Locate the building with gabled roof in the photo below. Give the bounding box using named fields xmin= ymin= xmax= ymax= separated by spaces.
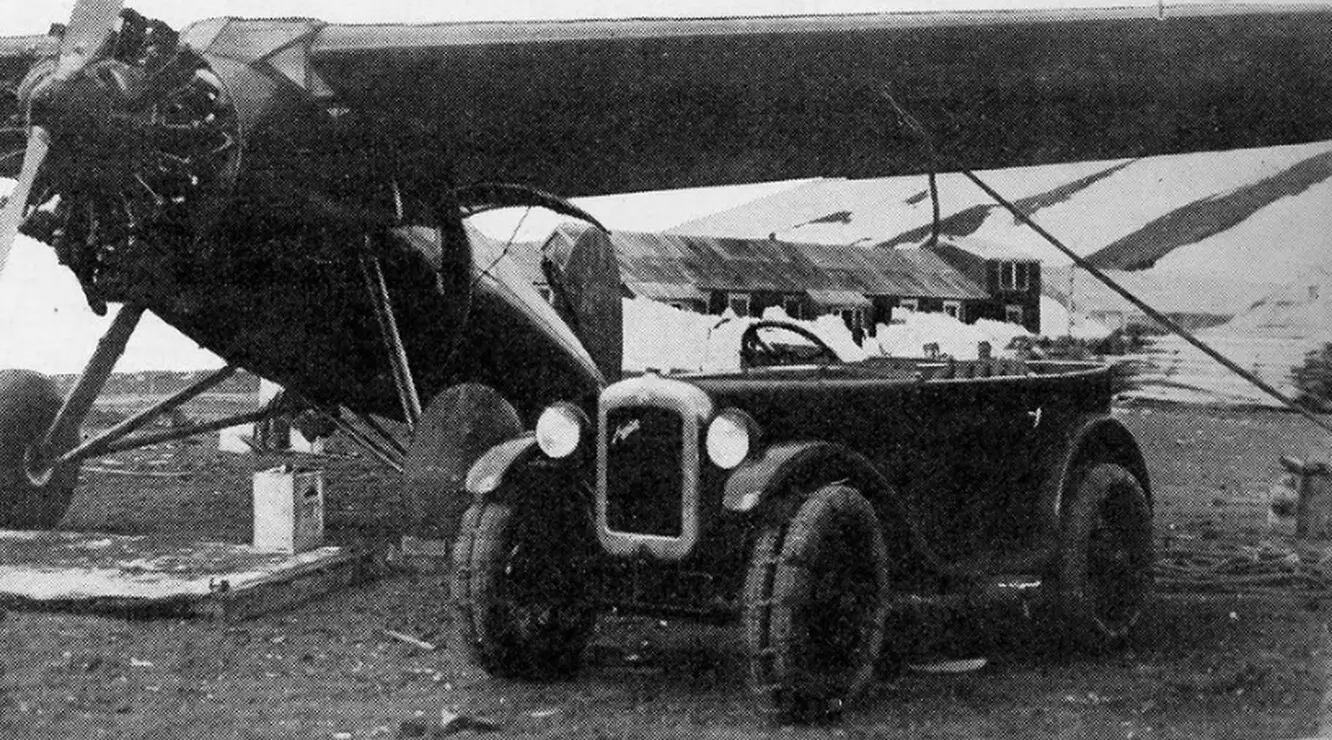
xmin=514 ymin=226 xmax=1032 ymax=341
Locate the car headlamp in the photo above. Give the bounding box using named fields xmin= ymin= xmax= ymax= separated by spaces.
xmin=535 ymin=402 xmax=587 ymax=459
xmin=706 ymin=408 xmax=758 ymax=469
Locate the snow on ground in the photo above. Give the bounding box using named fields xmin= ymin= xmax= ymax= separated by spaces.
xmin=619 ymin=300 xmax=866 ymax=373
xmin=1122 ymin=335 xmax=1311 ymax=408
xmin=1123 ymin=272 xmax=1332 ymax=407
xmin=1038 ymin=294 xmax=1114 ymax=340
xmin=622 ymin=298 xmax=1030 ymax=373
xmin=867 ymin=309 xmax=1031 ymax=359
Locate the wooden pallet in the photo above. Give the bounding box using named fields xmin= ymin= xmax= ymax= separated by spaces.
xmin=0 ymin=530 xmax=371 ymax=620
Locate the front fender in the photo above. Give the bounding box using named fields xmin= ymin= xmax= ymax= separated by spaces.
xmin=1046 ymin=414 xmax=1152 ymax=526
xmin=723 ymin=439 xmax=939 ymax=579
xmin=722 ymin=440 xmax=881 ymax=513
xmin=465 ymin=433 xmax=540 ymax=500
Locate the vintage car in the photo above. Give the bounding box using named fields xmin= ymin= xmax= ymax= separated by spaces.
xmin=452 ymin=321 xmax=1153 ymax=720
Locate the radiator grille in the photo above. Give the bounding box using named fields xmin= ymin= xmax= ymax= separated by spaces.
xmin=604 ymin=406 xmax=684 ymax=537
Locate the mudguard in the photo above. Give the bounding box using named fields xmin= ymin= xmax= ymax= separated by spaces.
xmin=723 ymin=440 xmax=934 ymax=576
xmin=1046 ymin=414 xmax=1152 ymax=526
xmin=465 ymin=434 xmax=540 ymax=500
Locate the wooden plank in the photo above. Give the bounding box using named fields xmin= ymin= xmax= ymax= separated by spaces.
xmin=0 ymin=530 xmax=372 ymax=619
xmin=201 ymin=549 xmax=371 ymax=621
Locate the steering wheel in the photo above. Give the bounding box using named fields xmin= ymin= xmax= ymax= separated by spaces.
xmin=739 ymin=321 xmax=841 ymax=367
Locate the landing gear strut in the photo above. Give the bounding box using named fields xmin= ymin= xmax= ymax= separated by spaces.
xmin=0 ymin=304 xmax=292 ymax=529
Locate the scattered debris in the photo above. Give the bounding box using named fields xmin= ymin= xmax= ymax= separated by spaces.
xmin=1168 ymin=662 xmax=1271 ymax=697
xmin=439 ymin=709 xmax=500 ymax=734
xmin=383 ymin=629 xmax=438 ymax=652
xmin=1062 ymin=691 xmax=1126 ymax=706
xmin=398 ymin=709 xmax=501 ymax=738
xmin=908 ymin=657 xmax=988 ymax=674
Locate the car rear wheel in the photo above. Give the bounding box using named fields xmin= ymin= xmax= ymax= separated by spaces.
xmin=743 ymin=484 xmax=891 ymax=722
xmin=452 ymin=499 xmax=597 ymax=680
xmin=0 ymin=370 xmax=78 ymax=529
xmin=1057 ymin=462 xmax=1153 ymax=651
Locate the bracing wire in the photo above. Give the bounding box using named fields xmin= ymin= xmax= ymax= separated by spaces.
xmin=884 ymin=92 xmax=1332 ymax=436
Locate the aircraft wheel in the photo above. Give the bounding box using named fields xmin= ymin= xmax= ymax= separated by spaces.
xmin=452 ymin=498 xmax=597 ymax=680
xmin=743 ymin=484 xmax=890 ymax=722
xmin=404 ymin=383 xmax=523 ymax=543
xmin=1057 ymin=462 xmax=1153 ymax=651
xmin=0 ymin=370 xmax=78 ymax=529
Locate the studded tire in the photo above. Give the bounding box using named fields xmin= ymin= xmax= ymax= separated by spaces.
xmin=1057 ymin=462 xmax=1153 ymax=651
xmin=452 ymin=499 xmax=597 ymax=680
xmin=743 ymin=484 xmax=891 ymax=722
xmin=0 ymin=370 xmax=77 ymax=529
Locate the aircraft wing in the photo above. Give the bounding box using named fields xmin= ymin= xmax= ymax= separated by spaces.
xmin=301 ymin=4 xmax=1332 ymax=195
xmin=5 ymin=5 xmax=1332 ymax=192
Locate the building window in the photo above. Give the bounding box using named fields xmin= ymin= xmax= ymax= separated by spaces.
xmin=943 ymin=301 xmax=961 ymax=320
xmin=727 ymin=292 xmax=751 ymax=317
xmin=899 ymin=298 xmax=918 ymax=312
xmin=1005 ymin=304 xmax=1025 ymax=325
xmin=1000 ymin=261 xmax=1033 ymax=291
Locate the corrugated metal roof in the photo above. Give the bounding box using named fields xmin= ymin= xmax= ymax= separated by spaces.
xmin=609 ymin=231 xmax=988 ymax=300
xmin=629 ymin=282 xmax=707 ymax=301
xmin=508 ymin=229 xmax=988 ymax=301
xmin=806 ymin=289 xmax=872 ymax=308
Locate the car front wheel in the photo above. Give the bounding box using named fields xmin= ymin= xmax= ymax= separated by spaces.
xmin=452 ymin=499 xmax=597 ymax=680
xmin=743 ymin=484 xmax=891 ymax=722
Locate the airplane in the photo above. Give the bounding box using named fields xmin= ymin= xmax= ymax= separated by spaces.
xmin=3 ymin=0 xmax=1332 ymax=536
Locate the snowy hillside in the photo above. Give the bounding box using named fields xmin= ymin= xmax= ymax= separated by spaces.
xmin=675 ymin=141 xmax=1332 ymax=407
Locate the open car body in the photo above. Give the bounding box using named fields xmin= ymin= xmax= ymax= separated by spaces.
xmin=469 ymin=324 xmax=1147 ymax=617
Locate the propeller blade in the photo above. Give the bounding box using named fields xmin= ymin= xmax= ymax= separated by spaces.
xmin=0 ymin=126 xmax=51 ymax=280
xmin=53 ymin=0 xmax=125 ymax=82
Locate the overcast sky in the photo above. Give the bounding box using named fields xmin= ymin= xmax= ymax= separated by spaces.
xmin=11 ymin=1 xmax=1329 ymax=35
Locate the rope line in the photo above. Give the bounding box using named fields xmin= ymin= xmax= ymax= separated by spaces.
xmin=1154 ymin=534 xmax=1332 ymax=600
